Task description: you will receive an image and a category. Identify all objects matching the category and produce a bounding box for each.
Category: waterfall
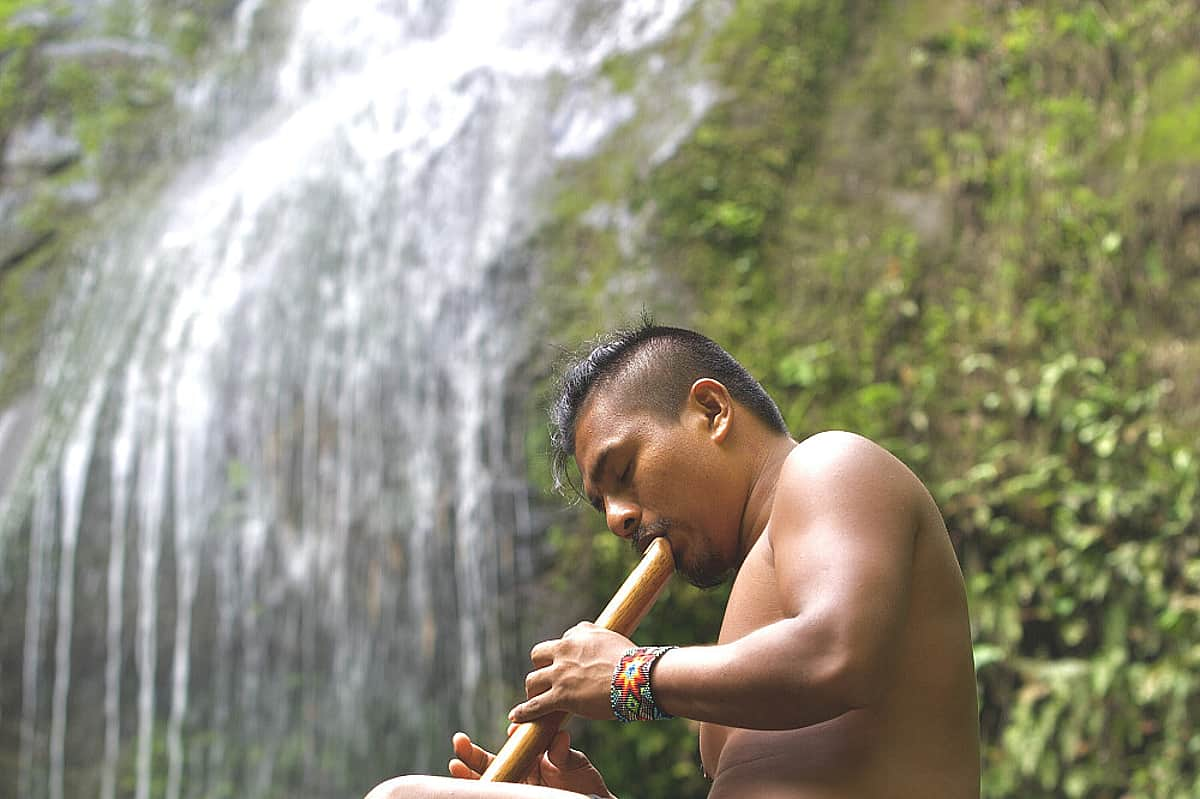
[0,1,711,796]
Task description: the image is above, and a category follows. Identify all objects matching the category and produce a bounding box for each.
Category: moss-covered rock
[537,1,1200,797]
[0,0,238,406]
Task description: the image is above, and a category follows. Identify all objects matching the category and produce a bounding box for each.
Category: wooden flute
[479,536,675,783]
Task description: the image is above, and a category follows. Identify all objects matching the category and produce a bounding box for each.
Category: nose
[605,498,640,539]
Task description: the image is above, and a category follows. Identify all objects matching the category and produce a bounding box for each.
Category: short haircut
[549,321,788,495]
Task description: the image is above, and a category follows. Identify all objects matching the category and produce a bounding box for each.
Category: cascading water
[0,1,712,797]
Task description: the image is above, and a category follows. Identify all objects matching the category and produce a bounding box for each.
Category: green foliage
[538,0,1200,797]
[0,42,30,144]
[942,353,1199,796]
[600,52,639,94]
[0,1,47,134]
[1144,55,1200,163]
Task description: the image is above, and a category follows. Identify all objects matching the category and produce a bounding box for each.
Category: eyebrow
[585,444,614,511]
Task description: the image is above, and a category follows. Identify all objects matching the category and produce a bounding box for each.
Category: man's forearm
[651,616,865,730]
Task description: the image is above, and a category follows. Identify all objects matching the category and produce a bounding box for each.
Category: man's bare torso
[699,451,981,798]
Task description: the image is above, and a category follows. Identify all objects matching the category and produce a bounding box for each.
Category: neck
[736,433,797,561]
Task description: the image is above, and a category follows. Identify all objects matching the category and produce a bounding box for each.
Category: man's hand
[448,727,614,797]
[508,622,633,723]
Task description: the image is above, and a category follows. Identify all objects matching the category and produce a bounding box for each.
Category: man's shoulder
[773,430,926,523]
[791,429,880,459]
[782,430,907,483]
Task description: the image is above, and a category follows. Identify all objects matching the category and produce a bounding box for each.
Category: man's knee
[364,774,439,799]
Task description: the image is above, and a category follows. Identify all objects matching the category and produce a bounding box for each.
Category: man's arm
[652,431,919,729]
[509,431,921,730]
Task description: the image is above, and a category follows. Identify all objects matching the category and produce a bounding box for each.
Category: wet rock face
[5,7,80,36]
[0,115,82,273]
[0,187,52,270]
[0,3,186,404]
[42,36,175,66]
[4,116,82,174]
[0,116,96,271]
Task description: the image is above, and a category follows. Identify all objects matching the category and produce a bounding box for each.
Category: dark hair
[549,320,788,495]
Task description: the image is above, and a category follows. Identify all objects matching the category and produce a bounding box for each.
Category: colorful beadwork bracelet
[610,645,676,722]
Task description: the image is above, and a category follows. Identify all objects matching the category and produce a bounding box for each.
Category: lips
[633,519,673,556]
[635,534,662,556]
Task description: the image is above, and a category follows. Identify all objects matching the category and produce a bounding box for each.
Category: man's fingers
[451,732,493,774]
[447,758,480,780]
[544,729,591,772]
[546,730,571,765]
[524,667,552,699]
[508,692,550,722]
[529,640,556,667]
[562,621,597,638]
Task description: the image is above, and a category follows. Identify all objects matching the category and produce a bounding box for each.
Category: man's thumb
[546,730,572,766]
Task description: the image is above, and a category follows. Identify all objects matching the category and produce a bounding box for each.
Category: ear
[688,378,733,444]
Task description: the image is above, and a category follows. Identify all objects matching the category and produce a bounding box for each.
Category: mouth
[635,535,660,557]
[633,519,672,556]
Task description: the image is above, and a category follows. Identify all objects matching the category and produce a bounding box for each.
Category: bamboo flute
[479,536,675,783]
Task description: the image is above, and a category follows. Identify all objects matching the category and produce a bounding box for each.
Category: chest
[716,531,787,645]
[699,532,789,773]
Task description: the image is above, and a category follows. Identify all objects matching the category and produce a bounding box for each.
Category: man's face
[572,389,740,588]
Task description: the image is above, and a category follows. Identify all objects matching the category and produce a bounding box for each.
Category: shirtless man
[366,324,980,798]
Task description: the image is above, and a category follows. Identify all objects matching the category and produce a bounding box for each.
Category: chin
[680,551,735,589]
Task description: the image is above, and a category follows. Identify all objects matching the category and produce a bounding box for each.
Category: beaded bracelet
[610,645,676,722]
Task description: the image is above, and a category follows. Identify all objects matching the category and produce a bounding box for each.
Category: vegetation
[536,1,1200,797]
